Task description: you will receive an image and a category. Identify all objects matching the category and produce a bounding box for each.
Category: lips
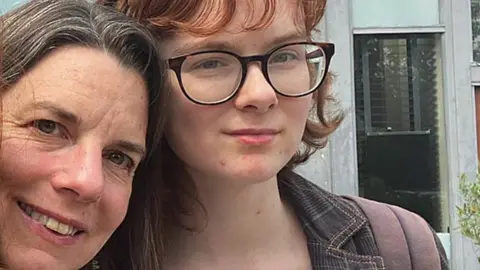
[18,201,87,236]
[227,128,279,136]
[226,128,279,145]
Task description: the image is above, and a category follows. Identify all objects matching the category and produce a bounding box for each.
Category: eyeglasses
[168,42,335,105]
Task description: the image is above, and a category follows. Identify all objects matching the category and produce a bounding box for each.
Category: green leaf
[457,170,480,262]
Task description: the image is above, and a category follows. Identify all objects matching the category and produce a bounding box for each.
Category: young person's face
[0,46,148,269]
[163,0,314,184]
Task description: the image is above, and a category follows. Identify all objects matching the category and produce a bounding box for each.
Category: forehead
[2,46,148,134]
[228,0,303,31]
[8,46,144,100]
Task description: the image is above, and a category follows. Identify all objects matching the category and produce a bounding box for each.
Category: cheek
[1,135,131,230]
[283,96,313,152]
[165,97,233,174]
[166,89,222,146]
[286,95,312,130]
[0,139,55,186]
[166,107,207,164]
[99,184,131,230]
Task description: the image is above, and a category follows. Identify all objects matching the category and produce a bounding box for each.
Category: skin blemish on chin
[219,160,226,167]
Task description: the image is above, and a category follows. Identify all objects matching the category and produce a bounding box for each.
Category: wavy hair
[101,0,343,238]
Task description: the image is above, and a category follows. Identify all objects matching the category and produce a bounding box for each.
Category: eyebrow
[32,101,81,125]
[31,101,146,160]
[173,32,308,56]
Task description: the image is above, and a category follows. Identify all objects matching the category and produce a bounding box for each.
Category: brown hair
[0,16,4,270]
[0,0,168,269]
[102,0,343,231]
[103,0,325,37]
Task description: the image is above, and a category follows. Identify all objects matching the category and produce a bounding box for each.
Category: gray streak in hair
[0,0,168,269]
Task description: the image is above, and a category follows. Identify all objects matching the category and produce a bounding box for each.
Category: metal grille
[354,34,442,231]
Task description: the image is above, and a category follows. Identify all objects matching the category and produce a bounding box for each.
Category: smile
[18,202,83,236]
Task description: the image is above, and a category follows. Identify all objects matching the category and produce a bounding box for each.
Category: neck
[165,171,303,262]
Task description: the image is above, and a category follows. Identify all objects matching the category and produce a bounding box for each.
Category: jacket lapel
[278,169,385,270]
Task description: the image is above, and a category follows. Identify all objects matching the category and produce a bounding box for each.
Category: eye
[195,60,227,70]
[270,52,298,64]
[33,119,63,136]
[106,151,135,170]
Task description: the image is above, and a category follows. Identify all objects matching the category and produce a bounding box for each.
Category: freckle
[256,210,261,215]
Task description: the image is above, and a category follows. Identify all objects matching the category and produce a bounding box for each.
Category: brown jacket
[278,168,449,270]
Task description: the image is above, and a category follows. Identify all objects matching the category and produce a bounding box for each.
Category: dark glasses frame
[168,42,335,105]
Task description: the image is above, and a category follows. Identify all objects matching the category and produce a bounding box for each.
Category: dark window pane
[354,34,449,232]
[472,0,480,62]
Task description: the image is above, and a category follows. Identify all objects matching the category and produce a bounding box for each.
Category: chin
[227,163,282,184]
[5,248,79,270]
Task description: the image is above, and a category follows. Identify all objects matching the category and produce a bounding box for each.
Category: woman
[105,0,449,269]
[0,0,167,269]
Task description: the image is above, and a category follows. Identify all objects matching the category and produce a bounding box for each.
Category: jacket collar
[278,169,385,269]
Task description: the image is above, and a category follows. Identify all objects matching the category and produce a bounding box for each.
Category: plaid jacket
[278,168,449,270]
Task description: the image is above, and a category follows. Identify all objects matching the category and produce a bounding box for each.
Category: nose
[50,143,105,203]
[234,64,278,113]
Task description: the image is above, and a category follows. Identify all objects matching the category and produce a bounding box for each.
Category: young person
[106,0,450,269]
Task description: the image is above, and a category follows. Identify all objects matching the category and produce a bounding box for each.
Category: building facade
[296,0,479,269]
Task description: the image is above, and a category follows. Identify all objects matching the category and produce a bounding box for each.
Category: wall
[296,0,480,269]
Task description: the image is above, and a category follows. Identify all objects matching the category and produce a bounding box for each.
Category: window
[352,0,440,28]
[473,0,480,62]
[354,34,449,232]
[475,88,480,158]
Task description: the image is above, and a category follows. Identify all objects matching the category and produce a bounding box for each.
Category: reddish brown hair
[102,0,343,235]
[103,0,327,37]
[102,0,343,167]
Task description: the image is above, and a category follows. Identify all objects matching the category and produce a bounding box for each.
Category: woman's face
[0,46,148,269]
[163,0,313,184]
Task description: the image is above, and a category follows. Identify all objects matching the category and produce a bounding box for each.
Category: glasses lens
[268,43,326,96]
[180,52,242,104]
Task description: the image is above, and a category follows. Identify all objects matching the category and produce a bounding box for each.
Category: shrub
[457,172,480,262]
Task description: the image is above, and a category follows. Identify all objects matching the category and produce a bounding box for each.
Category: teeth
[31,211,41,220]
[57,223,70,235]
[19,202,79,236]
[39,214,48,224]
[24,205,33,215]
[45,218,60,232]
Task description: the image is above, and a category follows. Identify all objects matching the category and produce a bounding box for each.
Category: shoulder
[278,168,374,247]
[278,168,363,218]
[278,169,449,270]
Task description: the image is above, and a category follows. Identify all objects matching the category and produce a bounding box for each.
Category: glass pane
[352,0,440,28]
[354,34,450,233]
[472,0,480,62]
[475,87,480,157]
